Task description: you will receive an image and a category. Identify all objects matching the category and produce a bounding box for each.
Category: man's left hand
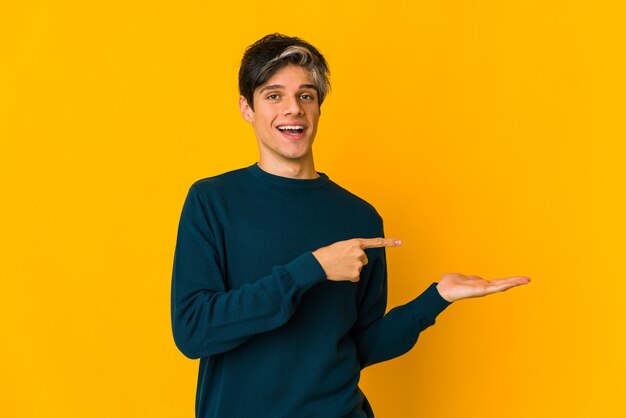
[436,273,531,303]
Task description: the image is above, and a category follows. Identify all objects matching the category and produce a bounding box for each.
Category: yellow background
[1,1,625,417]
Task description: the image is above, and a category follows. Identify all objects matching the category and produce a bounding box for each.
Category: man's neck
[257,158,319,180]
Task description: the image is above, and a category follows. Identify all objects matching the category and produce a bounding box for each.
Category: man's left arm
[312,228,530,369]
[350,247,450,369]
[347,236,530,369]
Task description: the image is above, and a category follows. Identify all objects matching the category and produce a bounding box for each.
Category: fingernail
[395,239,402,246]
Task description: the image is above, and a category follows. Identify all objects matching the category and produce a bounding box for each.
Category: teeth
[278,125,304,131]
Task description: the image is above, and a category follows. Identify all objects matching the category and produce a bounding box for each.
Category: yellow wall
[1,1,624,417]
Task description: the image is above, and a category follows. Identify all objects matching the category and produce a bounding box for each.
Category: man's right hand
[312,238,402,282]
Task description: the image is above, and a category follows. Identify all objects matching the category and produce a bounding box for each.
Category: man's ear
[239,95,254,124]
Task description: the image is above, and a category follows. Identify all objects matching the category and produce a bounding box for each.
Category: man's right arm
[170,185,326,359]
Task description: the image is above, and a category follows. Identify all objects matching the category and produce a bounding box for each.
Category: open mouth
[277,125,305,134]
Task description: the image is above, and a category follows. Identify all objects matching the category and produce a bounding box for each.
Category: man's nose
[283,97,304,115]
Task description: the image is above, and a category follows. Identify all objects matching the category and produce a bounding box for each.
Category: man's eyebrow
[258,84,318,93]
[259,84,284,93]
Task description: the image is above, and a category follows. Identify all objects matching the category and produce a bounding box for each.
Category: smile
[277,125,305,134]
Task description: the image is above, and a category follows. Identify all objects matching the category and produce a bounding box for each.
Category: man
[171,33,530,418]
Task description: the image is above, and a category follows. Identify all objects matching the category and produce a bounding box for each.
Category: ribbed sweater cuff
[407,283,452,327]
[283,251,327,292]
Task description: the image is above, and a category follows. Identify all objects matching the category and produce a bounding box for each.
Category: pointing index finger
[358,238,402,249]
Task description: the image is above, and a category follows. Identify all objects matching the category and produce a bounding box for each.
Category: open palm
[436,273,531,303]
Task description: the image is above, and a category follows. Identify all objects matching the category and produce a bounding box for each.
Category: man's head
[238,34,331,173]
[239,33,330,111]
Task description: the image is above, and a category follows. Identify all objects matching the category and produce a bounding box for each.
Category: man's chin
[279,147,313,161]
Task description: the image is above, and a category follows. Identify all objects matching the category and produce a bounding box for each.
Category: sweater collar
[246,162,330,189]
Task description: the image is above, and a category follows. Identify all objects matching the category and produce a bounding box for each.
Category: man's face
[239,64,320,166]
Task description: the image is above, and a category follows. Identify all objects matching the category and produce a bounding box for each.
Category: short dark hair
[239,33,330,110]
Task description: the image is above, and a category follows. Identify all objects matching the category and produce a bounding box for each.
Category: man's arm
[312,235,530,368]
[171,185,326,359]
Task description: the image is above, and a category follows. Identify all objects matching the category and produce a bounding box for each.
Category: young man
[171,34,530,418]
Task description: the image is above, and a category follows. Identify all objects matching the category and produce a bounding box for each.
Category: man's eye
[267,94,279,100]
[300,94,314,101]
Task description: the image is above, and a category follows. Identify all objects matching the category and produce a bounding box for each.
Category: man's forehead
[256,65,315,88]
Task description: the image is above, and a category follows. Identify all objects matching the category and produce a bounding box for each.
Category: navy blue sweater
[171,163,450,417]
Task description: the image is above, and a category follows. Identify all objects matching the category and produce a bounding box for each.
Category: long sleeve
[171,185,327,359]
[351,240,451,369]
